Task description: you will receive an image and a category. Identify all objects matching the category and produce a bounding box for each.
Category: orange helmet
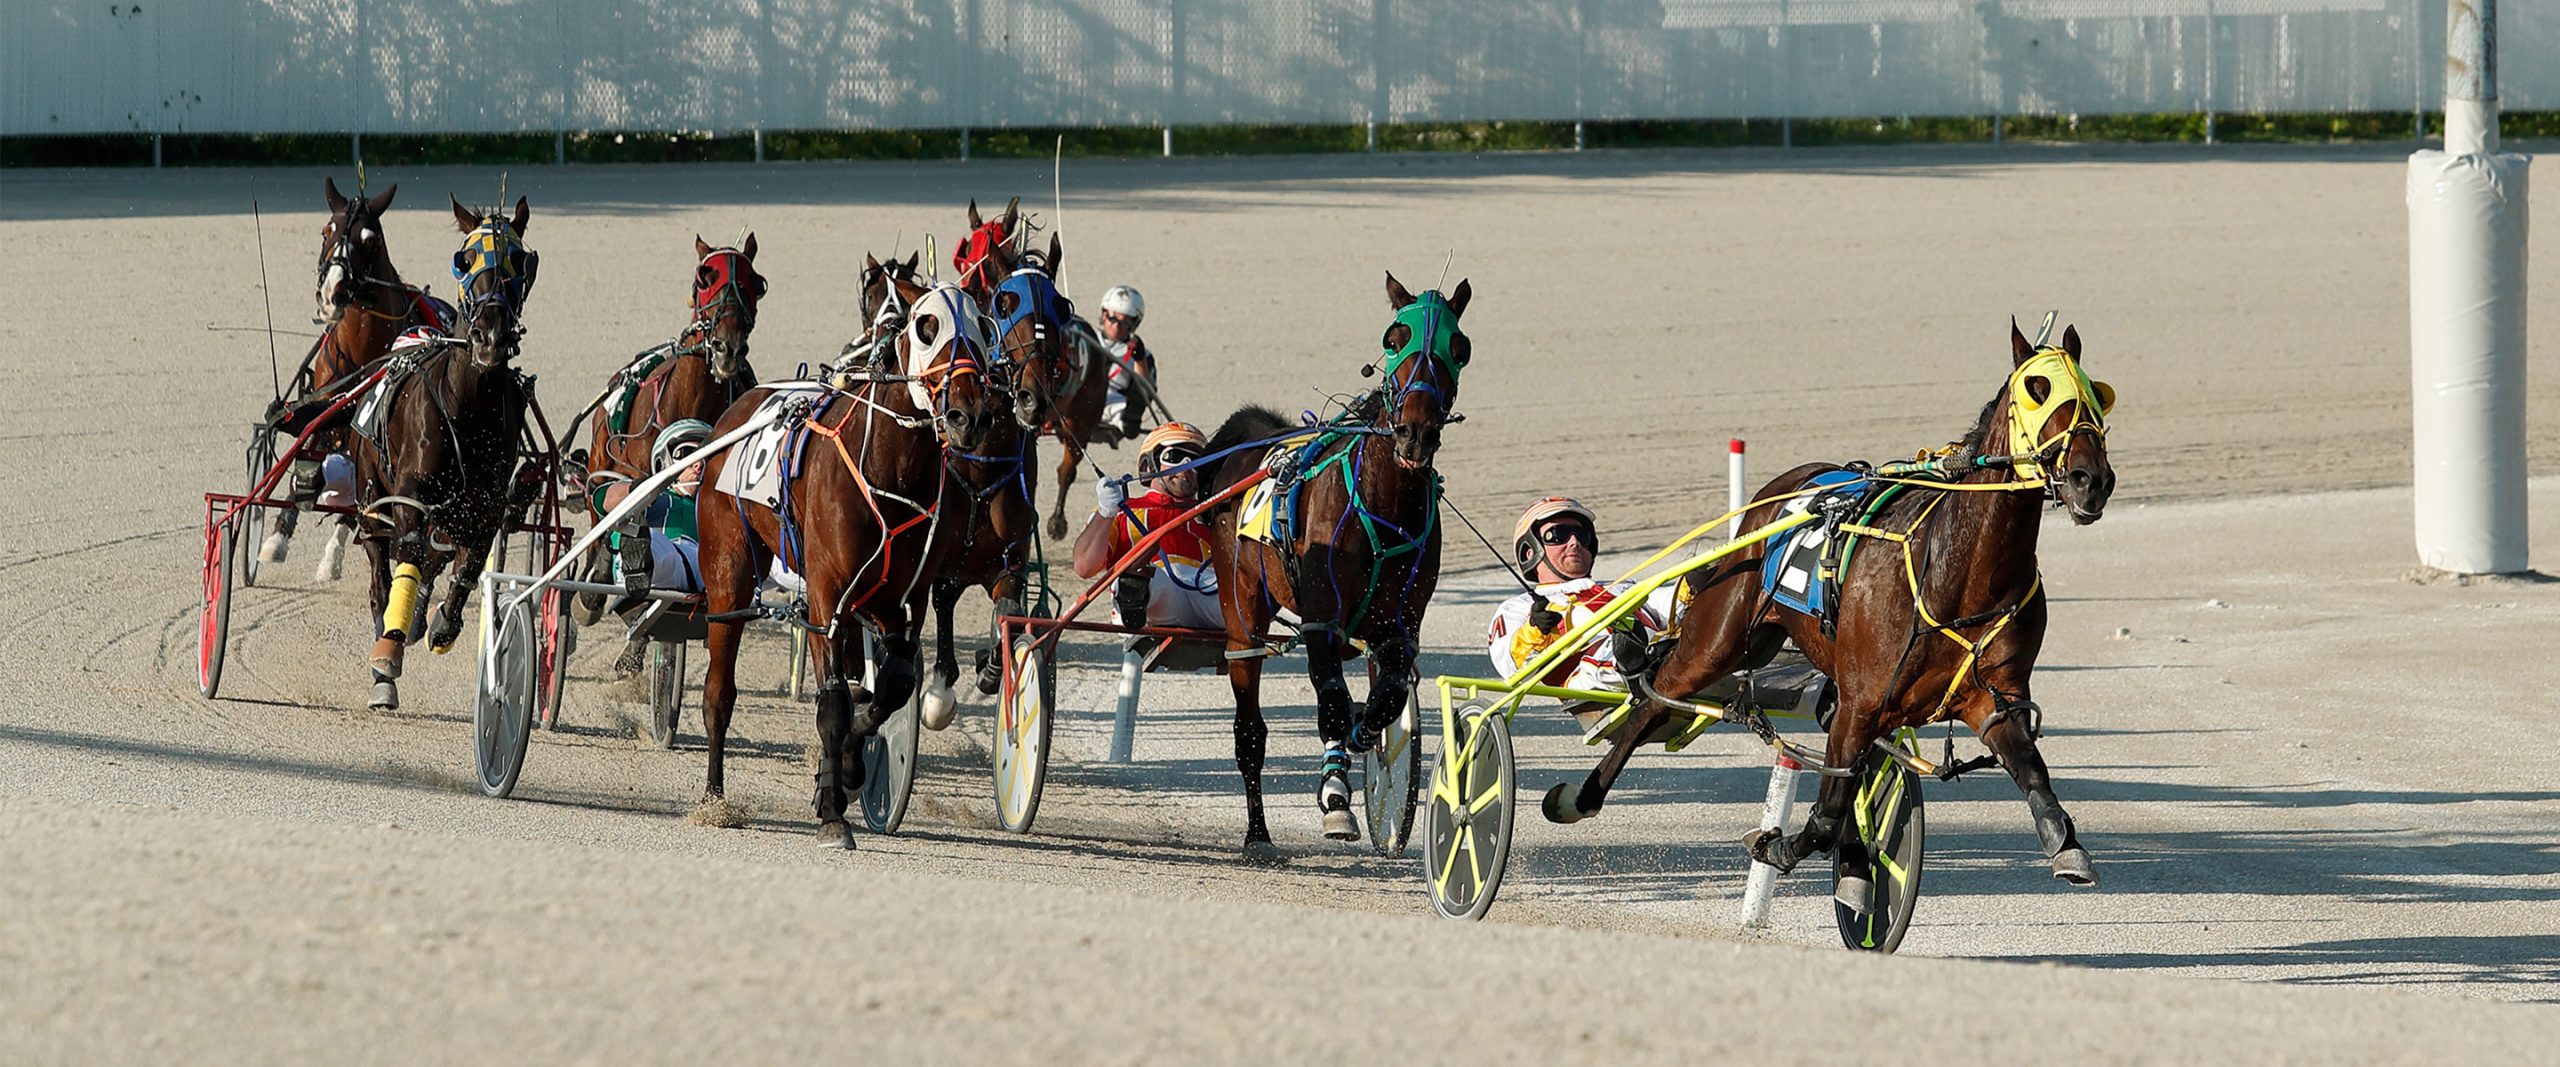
[1512,496,1597,576]
[1138,421,1207,472]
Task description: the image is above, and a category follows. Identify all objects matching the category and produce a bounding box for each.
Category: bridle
[2001,346,2114,486]
[689,247,765,349]
[318,205,410,323]
[991,266,1075,419]
[452,216,538,364]
[1371,291,1468,432]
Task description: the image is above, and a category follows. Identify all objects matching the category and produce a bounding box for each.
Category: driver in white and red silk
[1486,497,1678,696]
[1096,285,1158,440]
[1071,422,1222,630]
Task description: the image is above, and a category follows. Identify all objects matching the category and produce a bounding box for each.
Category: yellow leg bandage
[382,562,425,639]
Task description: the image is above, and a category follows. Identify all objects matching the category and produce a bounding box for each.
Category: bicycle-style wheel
[993,612,1056,833]
[196,508,240,698]
[1361,698,1424,856]
[1423,702,1514,921]
[646,639,684,749]
[474,592,538,798]
[1835,755,1926,953]
[858,632,922,833]
[240,433,274,588]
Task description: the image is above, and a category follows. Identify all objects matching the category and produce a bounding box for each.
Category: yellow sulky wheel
[1836,751,1927,953]
[1422,701,1514,921]
[993,608,1055,833]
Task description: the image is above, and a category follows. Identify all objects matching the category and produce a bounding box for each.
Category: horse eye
[997,292,1019,317]
[1451,335,1472,366]
[2025,376,2052,403]
[1383,324,1409,350]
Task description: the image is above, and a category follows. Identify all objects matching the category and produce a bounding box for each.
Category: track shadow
[1990,935,2560,998]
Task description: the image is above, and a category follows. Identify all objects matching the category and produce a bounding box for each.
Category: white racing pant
[1112,565,1223,631]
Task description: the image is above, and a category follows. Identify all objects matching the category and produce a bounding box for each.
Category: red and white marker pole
[1728,438,1747,540]
[1730,434,1801,929]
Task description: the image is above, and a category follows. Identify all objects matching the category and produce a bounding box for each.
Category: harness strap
[800,396,939,618]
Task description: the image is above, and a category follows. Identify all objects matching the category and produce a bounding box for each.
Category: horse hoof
[368,681,399,711]
[1743,828,1790,870]
[1541,783,1586,825]
[2051,847,2098,886]
[921,682,959,731]
[1321,807,1361,842]
[314,538,345,582]
[1834,874,1875,915]
[369,638,404,679]
[258,532,291,564]
[816,821,856,850]
[1240,838,1284,866]
[1046,514,1069,541]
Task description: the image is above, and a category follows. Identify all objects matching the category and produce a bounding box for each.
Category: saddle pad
[1762,469,1872,619]
[1239,432,1322,546]
[349,346,434,457]
[606,343,679,436]
[712,386,828,512]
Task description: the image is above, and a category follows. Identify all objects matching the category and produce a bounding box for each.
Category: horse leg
[1301,624,1362,842]
[1226,647,1275,854]
[810,625,861,849]
[1354,634,1416,750]
[358,532,399,710]
[1966,695,2097,886]
[427,510,502,655]
[923,581,963,730]
[696,530,759,803]
[973,569,1024,697]
[1047,427,1082,540]
[367,517,431,709]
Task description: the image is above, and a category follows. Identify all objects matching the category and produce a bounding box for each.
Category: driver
[1485,497,1676,695]
[1095,285,1159,441]
[1071,422,1221,630]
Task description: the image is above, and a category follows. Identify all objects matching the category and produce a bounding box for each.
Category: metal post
[2414,0,2429,141]
[2446,0,2498,154]
[1110,647,1144,762]
[1781,119,1792,148]
[1738,756,1803,929]
[1163,127,1173,157]
[1366,121,1378,153]
[961,127,971,160]
[753,127,765,162]
[1777,0,1792,148]
[1573,121,1585,151]
[351,131,362,167]
[554,131,566,165]
[2202,0,2217,144]
[1992,115,2002,145]
[153,134,163,168]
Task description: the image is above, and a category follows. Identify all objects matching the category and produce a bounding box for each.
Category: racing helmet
[653,418,714,472]
[1138,421,1206,473]
[1512,496,1597,577]
[1100,285,1145,323]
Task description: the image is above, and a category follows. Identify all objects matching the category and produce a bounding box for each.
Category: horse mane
[1955,387,2002,455]
[1206,404,1291,458]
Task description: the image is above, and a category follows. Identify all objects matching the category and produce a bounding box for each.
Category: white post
[1738,755,1802,929]
[2407,0,2530,574]
[1110,647,1144,762]
[1163,127,1173,158]
[1727,438,1746,539]
[753,127,765,162]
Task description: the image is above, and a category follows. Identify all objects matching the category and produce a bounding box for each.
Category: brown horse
[692,273,1005,847]
[1202,273,1469,850]
[573,234,767,622]
[261,177,445,568]
[1551,320,2115,909]
[346,195,541,711]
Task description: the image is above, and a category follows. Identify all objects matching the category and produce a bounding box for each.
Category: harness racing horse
[692,274,1007,848]
[1203,273,1469,851]
[952,200,1120,542]
[1552,320,2116,911]
[261,178,447,570]
[346,196,542,711]
[572,235,768,622]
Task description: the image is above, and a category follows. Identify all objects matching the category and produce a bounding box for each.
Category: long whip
[251,185,283,402]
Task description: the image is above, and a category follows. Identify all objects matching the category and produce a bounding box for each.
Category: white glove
[1095,476,1127,514]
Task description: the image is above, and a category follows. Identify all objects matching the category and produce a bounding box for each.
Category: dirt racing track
[5,146,2559,1062]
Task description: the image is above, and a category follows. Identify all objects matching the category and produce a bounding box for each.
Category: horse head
[1378,272,1472,471]
[953,197,1019,301]
[2004,319,2116,525]
[892,275,1003,453]
[988,232,1075,432]
[316,177,399,322]
[690,233,764,380]
[448,195,536,368]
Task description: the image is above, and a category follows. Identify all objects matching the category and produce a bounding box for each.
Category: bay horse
[953,199,1119,542]
[260,177,448,570]
[346,196,540,711]
[692,273,1006,848]
[573,234,767,622]
[1202,273,1469,851]
[1551,320,2115,910]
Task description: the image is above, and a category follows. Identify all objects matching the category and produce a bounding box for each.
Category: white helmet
[1100,285,1145,321]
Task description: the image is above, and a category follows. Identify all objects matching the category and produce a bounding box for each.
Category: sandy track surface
[4,147,2558,1061]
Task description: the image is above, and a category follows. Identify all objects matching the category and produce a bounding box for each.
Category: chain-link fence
[7,0,2552,136]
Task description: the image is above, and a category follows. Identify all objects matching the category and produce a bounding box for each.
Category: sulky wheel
[646,639,685,749]
[473,591,539,798]
[858,634,922,834]
[1360,693,1424,857]
[1835,756,1927,953]
[993,609,1056,834]
[196,508,241,699]
[1423,702,1515,921]
[239,433,274,588]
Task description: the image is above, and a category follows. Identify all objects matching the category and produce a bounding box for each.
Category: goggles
[1534,522,1595,548]
[1146,445,1200,471]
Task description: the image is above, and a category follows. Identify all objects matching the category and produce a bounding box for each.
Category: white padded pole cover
[2406,149,2531,574]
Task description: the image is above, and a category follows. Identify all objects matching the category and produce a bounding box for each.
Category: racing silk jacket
[1102,335,1157,394]
[1100,487,1217,594]
[1485,577,1678,696]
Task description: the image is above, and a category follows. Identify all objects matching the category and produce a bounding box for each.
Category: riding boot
[1113,566,1155,627]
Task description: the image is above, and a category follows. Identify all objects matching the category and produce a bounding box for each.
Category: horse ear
[864,252,881,273]
[1047,232,1064,276]
[1448,278,1472,318]
[697,235,714,260]
[510,196,530,235]
[367,183,396,215]
[902,251,919,275]
[2061,324,2081,359]
[2011,317,2035,366]
[451,194,477,233]
[967,199,983,229]
[325,177,349,213]
[741,233,758,261]
[1385,271,1416,310]
[1001,196,1019,228]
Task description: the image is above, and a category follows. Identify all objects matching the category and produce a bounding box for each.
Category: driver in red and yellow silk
[1071,422,1222,630]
